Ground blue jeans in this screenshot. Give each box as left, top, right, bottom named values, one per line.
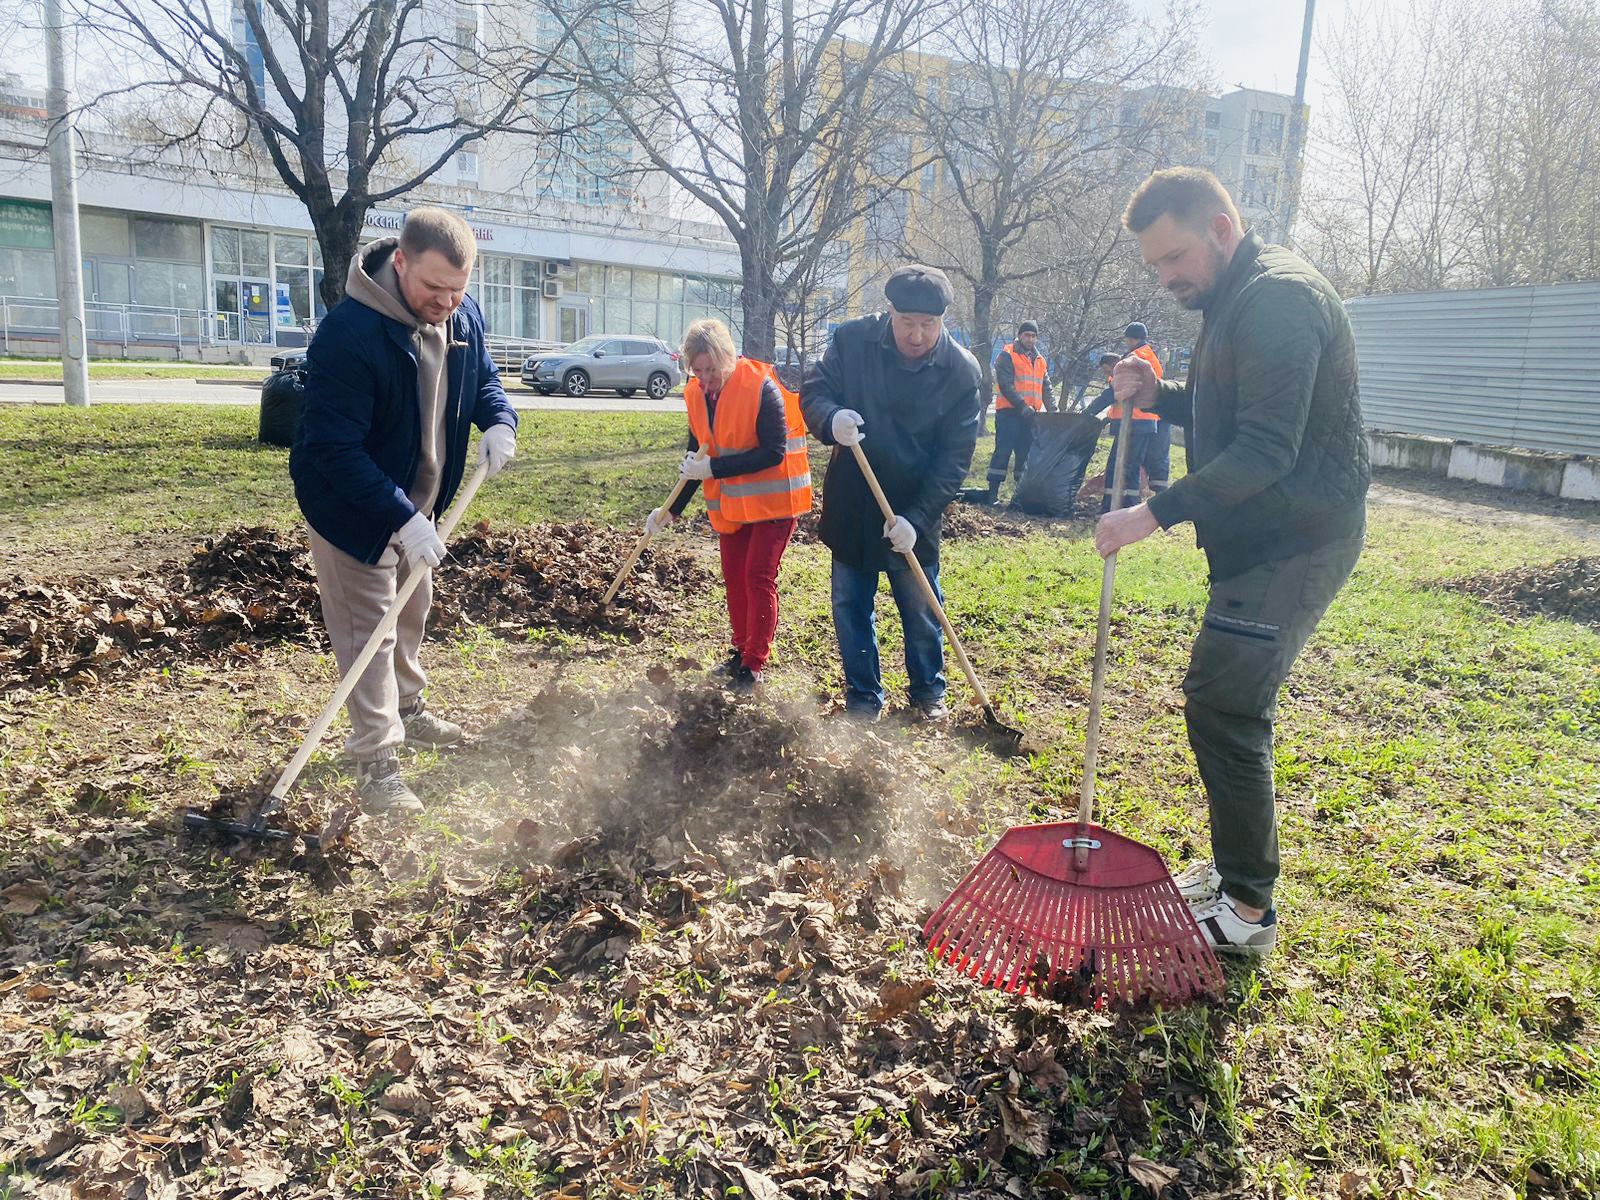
left=831, top=557, right=947, bottom=713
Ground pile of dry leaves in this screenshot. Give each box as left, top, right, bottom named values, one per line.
left=0, top=677, right=1240, bottom=1198
left=1445, top=557, right=1600, bottom=626
left=0, top=524, right=708, bottom=698
left=433, top=520, right=711, bottom=643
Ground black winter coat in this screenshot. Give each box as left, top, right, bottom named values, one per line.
left=801, top=314, right=982, bottom=571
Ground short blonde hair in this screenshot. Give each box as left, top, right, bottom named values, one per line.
left=400, top=206, right=476, bottom=269
left=681, top=318, right=737, bottom=370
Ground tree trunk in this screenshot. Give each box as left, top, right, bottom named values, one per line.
left=739, top=251, right=779, bottom=362
left=972, top=283, right=996, bottom=436
left=313, top=203, right=368, bottom=309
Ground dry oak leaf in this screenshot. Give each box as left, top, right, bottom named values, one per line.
left=864, top=978, right=937, bottom=1025
left=1126, top=1154, right=1180, bottom=1197
left=1, top=880, right=49, bottom=916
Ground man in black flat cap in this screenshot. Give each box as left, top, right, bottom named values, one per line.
left=801, top=264, right=984, bottom=721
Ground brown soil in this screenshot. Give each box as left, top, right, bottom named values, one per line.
left=1444, top=557, right=1600, bottom=626
left=0, top=671, right=1246, bottom=1198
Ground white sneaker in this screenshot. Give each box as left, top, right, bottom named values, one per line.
left=1172, top=860, right=1223, bottom=906
left=1191, top=895, right=1277, bottom=957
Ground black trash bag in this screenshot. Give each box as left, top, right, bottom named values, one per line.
left=258, top=366, right=308, bottom=448
left=1010, top=412, right=1102, bottom=516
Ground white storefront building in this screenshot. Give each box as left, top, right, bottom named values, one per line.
left=0, top=113, right=745, bottom=359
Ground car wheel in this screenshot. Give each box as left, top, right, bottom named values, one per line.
left=647, top=372, right=671, bottom=400
left=563, top=369, right=590, bottom=398
left=616, top=388, right=636, bottom=398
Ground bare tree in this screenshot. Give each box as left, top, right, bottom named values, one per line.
left=71, top=0, right=607, bottom=306
left=1300, top=0, right=1600, bottom=294
left=549, top=0, right=932, bottom=360
left=903, top=0, right=1199, bottom=407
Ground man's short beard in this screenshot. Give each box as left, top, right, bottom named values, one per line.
left=1180, top=243, right=1231, bottom=310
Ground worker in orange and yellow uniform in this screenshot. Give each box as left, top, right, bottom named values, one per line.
left=647, top=318, right=812, bottom=692
left=984, top=320, right=1055, bottom=505
left=1087, top=322, right=1168, bottom=511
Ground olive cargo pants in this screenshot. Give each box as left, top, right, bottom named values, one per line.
left=1182, top=533, right=1364, bottom=911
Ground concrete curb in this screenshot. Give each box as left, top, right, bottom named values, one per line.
left=1368, top=429, right=1599, bottom=502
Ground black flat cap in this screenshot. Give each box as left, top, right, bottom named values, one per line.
left=885, top=264, right=953, bottom=315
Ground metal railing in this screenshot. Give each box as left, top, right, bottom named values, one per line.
left=1, top=295, right=243, bottom=354
left=485, top=334, right=562, bottom=372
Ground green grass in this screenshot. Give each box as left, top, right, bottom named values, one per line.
left=0, top=402, right=1596, bottom=1194
left=0, top=360, right=268, bottom=381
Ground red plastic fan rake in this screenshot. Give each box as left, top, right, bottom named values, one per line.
left=923, top=403, right=1223, bottom=1005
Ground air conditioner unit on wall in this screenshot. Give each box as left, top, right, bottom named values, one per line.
left=542, top=280, right=561, bottom=299
left=544, top=261, right=560, bottom=276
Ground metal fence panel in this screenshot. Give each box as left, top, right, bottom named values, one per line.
left=1349, top=282, right=1600, bottom=457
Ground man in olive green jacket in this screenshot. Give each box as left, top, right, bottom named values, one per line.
left=1097, top=167, right=1370, bottom=958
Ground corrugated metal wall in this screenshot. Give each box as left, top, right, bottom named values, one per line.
left=1348, top=282, right=1600, bottom=457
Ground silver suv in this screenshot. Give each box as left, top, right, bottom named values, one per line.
left=521, top=335, right=683, bottom=399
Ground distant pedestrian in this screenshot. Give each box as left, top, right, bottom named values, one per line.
left=985, top=320, right=1055, bottom=504
left=1086, top=322, right=1166, bottom=511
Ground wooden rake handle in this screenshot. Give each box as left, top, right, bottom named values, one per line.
left=846, top=440, right=995, bottom=712
left=267, top=459, right=492, bottom=805
left=601, top=447, right=709, bottom=606
left=1075, top=394, right=1138, bottom=862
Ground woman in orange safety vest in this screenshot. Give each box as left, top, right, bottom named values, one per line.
left=647, top=318, right=812, bottom=691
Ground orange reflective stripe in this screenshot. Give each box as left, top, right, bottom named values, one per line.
left=683, top=358, right=812, bottom=533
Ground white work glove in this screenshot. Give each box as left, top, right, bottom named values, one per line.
left=883, top=515, right=917, bottom=554
left=395, top=511, right=447, bottom=568
left=831, top=409, right=865, bottom=446
left=679, top=452, right=714, bottom=481
left=644, top=506, right=676, bottom=536
left=478, top=423, right=516, bottom=477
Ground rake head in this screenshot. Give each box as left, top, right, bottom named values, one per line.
left=924, top=821, right=1223, bottom=1006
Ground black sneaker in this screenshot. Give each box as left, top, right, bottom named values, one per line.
left=728, top=664, right=762, bottom=693
left=709, top=649, right=742, bottom=679
left=911, top=699, right=950, bottom=722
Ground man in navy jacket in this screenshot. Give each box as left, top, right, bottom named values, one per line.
left=291, top=207, right=517, bottom=815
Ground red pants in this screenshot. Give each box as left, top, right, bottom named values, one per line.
left=719, top=517, right=796, bottom=672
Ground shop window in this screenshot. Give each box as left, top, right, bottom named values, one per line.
left=631, top=269, right=658, bottom=300
left=240, top=231, right=270, bottom=276
left=276, top=236, right=309, bottom=267
left=212, top=227, right=242, bottom=276
left=133, top=217, right=203, bottom=263
left=605, top=267, right=630, bottom=298
left=81, top=211, right=131, bottom=257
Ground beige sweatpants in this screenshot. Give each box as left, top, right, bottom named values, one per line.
left=306, top=527, right=432, bottom=761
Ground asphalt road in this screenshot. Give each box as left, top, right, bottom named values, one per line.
left=0, top=378, right=682, bottom=413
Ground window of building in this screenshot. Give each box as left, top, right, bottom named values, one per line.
left=1205, top=109, right=1221, bottom=129
left=272, top=234, right=313, bottom=330
left=474, top=253, right=540, bottom=339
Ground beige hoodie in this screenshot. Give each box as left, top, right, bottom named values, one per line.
left=344, top=237, right=450, bottom=519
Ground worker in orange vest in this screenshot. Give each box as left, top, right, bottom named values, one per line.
left=985, top=320, right=1055, bottom=504
left=648, top=318, right=812, bottom=691
left=1088, top=322, right=1168, bottom=511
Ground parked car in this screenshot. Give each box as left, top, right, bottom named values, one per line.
left=270, top=349, right=307, bottom=370
left=521, top=335, right=683, bottom=399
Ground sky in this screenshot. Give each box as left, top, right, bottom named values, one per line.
left=1134, top=0, right=1356, bottom=111
left=10, top=0, right=1355, bottom=99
